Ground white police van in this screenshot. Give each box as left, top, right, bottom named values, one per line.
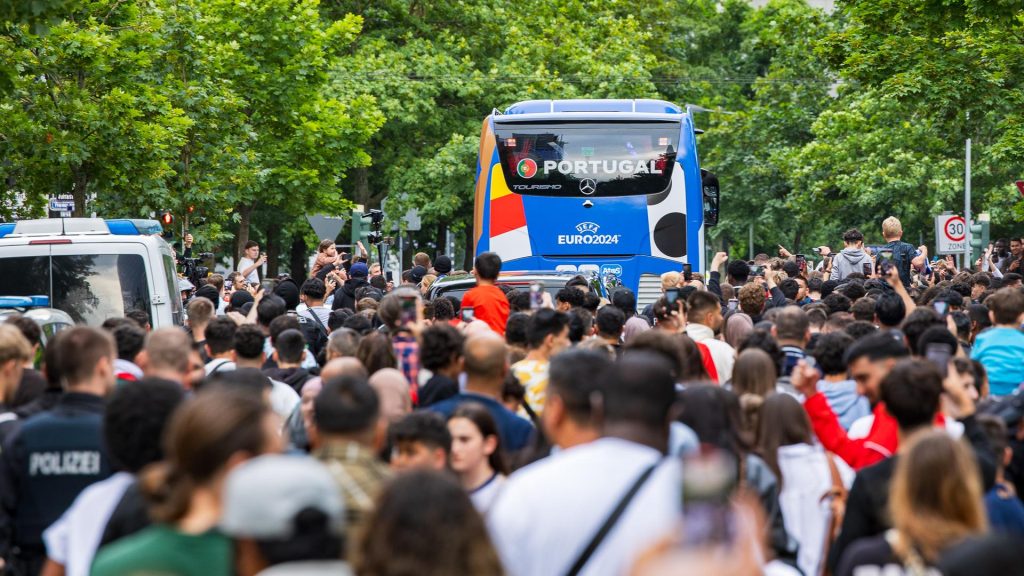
left=0, top=218, right=184, bottom=327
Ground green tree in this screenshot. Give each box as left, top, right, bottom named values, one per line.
left=174, top=0, right=383, bottom=263
left=695, top=0, right=836, bottom=256
left=795, top=0, right=1024, bottom=244
left=0, top=1, right=190, bottom=218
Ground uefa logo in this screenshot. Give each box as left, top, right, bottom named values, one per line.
left=559, top=221, right=620, bottom=245
left=516, top=158, right=538, bottom=179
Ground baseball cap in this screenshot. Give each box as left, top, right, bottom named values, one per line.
left=220, top=454, right=344, bottom=540
left=410, top=265, right=427, bottom=284
left=178, top=278, right=195, bottom=292
left=350, top=262, right=369, bottom=278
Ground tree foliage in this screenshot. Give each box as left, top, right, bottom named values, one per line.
left=0, top=1, right=190, bottom=218
left=1, top=0, right=1022, bottom=271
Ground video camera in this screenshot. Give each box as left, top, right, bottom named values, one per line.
left=177, top=252, right=213, bottom=289
left=362, top=209, right=392, bottom=245
left=363, top=209, right=385, bottom=225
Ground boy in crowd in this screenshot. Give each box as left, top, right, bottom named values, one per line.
left=387, top=412, right=451, bottom=473
left=461, top=252, right=510, bottom=335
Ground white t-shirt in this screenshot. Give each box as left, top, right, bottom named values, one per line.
left=488, top=437, right=682, bottom=576
left=205, top=358, right=236, bottom=376
left=299, top=306, right=331, bottom=327
left=269, top=379, right=300, bottom=419
left=469, top=473, right=505, bottom=515
left=776, top=443, right=855, bottom=576
left=685, top=323, right=736, bottom=383
left=238, top=257, right=260, bottom=284
left=43, top=472, right=134, bottom=576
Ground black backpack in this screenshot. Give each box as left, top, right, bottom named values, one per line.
left=884, top=240, right=916, bottom=287
left=298, top=310, right=330, bottom=359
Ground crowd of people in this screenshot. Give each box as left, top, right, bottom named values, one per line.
left=0, top=215, right=1023, bottom=575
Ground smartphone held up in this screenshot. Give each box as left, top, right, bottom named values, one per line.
left=398, top=294, right=417, bottom=327
left=530, top=283, right=544, bottom=310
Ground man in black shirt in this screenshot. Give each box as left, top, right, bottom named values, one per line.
left=0, top=327, right=116, bottom=575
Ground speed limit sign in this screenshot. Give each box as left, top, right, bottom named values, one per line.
left=935, top=214, right=966, bottom=254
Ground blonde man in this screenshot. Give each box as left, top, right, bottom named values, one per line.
left=0, top=325, right=33, bottom=411
left=661, top=271, right=681, bottom=291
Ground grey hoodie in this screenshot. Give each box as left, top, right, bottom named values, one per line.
left=830, top=247, right=872, bottom=280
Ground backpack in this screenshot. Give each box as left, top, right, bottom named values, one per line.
left=884, top=240, right=916, bottom=287
left=298, top=310, right=329, bottom=359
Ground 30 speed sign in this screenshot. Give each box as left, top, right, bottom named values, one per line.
left=935, top=214, right=967, bottom=254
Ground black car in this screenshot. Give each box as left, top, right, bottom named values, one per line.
left=426, top=270, right=606, bottom=304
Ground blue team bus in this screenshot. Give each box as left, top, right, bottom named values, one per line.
left=472, top=99, right=719, bottom=304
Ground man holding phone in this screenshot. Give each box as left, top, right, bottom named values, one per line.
left=378, top=288, right=424, bottom=399
left=238, top=241, right=267, bottom=285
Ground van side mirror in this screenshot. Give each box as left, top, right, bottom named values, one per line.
left=701, top=169, right=720, bottom=227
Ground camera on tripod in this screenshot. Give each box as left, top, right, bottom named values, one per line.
left=177, top=252, right=213, bottom=289
left=362, top=209, right=392, bottom=245
left=363, top=209, right=385, bottom=225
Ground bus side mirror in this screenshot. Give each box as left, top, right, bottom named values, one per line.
left=701, top=169, right=720, bottom=227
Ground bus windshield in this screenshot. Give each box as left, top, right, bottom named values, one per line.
left=494, top=121, right=679, bottom=197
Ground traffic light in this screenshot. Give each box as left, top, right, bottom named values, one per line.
left=160, top=211, right=174, bottom=239
left=350, top=206, right=367, bottom=246
left=970, top=216, right=989, bottom=263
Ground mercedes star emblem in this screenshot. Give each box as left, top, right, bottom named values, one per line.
left=579, top=178, right=597, bottom=195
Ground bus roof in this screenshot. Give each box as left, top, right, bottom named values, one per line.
left=503, top=99, right=683, bottom=115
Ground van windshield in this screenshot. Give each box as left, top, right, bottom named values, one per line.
left=0, top=254, right=151, bottom=325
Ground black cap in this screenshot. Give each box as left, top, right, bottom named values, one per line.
left=410, top=265, right=427, bottom=284
left=434, top=255, right=452, bottom=274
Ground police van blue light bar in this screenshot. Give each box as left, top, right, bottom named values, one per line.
left=105, top=219, right=164, bottom=236
left=0, top=295, right=49, bottom=309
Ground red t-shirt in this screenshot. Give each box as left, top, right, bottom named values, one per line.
left=461, top=284, right=510, bottom=335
